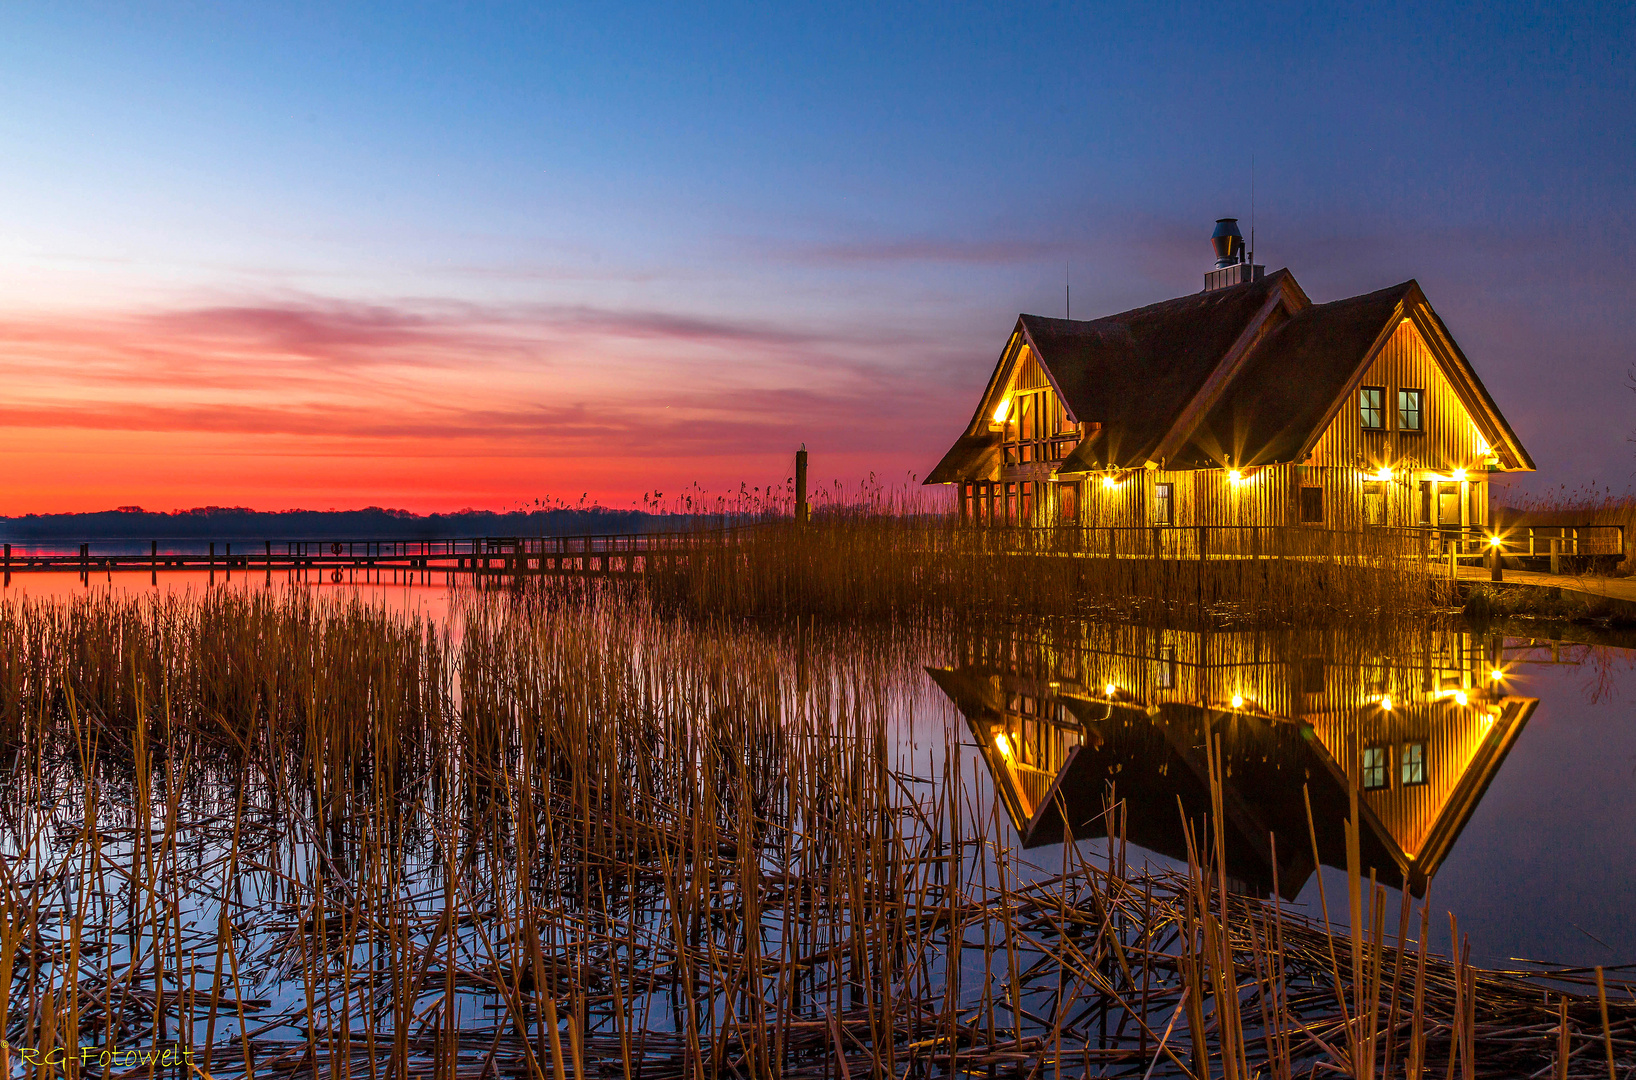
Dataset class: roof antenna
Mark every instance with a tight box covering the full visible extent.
[1249,153,1256,268]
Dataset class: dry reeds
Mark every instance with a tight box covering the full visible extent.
[0,587,1627,1078]
[649,516,1447,624]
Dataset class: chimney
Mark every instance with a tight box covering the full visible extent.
[1204,217,1264,291]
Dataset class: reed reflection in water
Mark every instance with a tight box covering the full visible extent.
[0,585,1630,1078]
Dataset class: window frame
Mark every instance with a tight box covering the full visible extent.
[1153,482,1174,526]
[1300,486,1325,524]
[1056,481,1080,525]
[1400,741,1428,786]
[1362,746,1390,791]
[1363,480,1386,527]
[1360,386,1386,431]
[1398,388,1424,433]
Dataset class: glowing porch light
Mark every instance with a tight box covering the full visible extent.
[1102,474,1118,489]
[1381,694,1393,712]
[1228,469,1242,483]
[994,733,1012,758]
[1488,534,1502,548]
[1230,694,1244,709]
[1490,669,1504,682]
[1375,466,1393,482]
[993,398,1011,423]
[1452,468,1467,482]
[1104,683,1117,698]
[1454,690,1468,706]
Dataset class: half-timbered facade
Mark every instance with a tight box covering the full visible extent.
[928,238,1534,539]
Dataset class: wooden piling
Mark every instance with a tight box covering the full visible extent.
[795,446,809,525]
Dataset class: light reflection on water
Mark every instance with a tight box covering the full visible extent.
[15,568,1633,970]
[927,618,1636,969]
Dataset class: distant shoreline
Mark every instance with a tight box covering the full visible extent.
[0,506,673,542]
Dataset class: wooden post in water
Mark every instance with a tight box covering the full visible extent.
[1490,540,1502,582]
[795,445,809,525]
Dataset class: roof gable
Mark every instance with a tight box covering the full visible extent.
[1021,271,1294,468]
[1180,281,1416,468]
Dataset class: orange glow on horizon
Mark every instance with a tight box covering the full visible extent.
[0,299,954,515]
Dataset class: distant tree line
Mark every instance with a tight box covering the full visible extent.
[0,506,678,541]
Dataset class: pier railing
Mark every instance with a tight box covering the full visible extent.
[1,518,1623,579]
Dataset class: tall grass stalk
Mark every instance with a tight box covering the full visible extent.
[0,587,1626,1078]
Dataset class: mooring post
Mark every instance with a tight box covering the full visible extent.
[1490,541,1503,582]
[795,445,809,525]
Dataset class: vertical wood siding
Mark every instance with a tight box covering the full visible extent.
[1308,319,1496,530]
[947,623,1524,872]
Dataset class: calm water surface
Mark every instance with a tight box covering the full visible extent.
[12,570,1634,971]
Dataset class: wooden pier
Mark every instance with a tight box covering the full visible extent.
[0,533,696,583]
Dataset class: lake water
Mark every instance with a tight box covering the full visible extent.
[9,569,1631,975]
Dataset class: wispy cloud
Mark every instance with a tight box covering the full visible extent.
[0,291,971,510]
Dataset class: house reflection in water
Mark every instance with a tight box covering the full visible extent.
[928,623,1536,898]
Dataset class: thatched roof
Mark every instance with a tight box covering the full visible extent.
[928,269,1533,481]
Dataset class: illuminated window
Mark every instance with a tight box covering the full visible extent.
[1057,481,1079,524]
[1154,483,1174,525]
[1398,389,1424,432]
[1362,746,1389,790]
[1401,742,1427,786]
[1360,386,1385,430]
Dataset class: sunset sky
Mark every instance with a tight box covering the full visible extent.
[1,3,1631,514]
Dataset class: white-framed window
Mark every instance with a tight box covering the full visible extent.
[1401,741,1427,786]
[1360,386,1385,430]
[1398,389,1424,432]
[1362,746,1389,790]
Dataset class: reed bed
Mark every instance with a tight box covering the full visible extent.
[652,516,1449,623]
[1499,487,1636,574]
[0,588,1628,1078]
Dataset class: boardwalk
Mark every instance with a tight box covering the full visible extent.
[0,533,689,582]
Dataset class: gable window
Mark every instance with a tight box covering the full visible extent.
[1360,386,1385,430]
[1398,389,1424,432]
[1362,746,1389,791]
[1401,742,1427,786]
[1154,483,1174,525]
[1000,388,1078,466]
[1300,486,1324,523]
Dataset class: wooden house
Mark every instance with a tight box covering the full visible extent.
[927,221,1535,539]
[927,621,1535,898]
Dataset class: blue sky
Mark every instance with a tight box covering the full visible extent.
[0,1,1629,510]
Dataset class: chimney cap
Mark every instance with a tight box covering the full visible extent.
[1211,218,1245,269]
